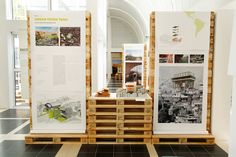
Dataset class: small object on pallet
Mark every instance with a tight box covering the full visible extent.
[95,88,110,97]
[126,82,136,93]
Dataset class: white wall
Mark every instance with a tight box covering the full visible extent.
[212,10,233,149]
[229,78,236,157]
[110,17,139,48]
[87,0,107,93]
[0,0,28,109]
[0,0,9,108]
[227,4,236,157]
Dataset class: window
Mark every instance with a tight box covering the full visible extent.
[12,0,48,20]
[52,0,86,11]
[10,0,87,20]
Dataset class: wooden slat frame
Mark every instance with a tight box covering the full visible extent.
[149,12,215,134]
[27,11,91,141]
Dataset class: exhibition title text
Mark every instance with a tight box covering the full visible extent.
[34,18,68,21]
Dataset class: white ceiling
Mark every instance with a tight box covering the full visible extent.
[108,0,148,42]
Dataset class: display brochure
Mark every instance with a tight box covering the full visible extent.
[123,44,144,87]
[28,11,86,133]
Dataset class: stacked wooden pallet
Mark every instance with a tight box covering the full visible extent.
[25,134,88,144]
[152,134,215,145]
[87,96,153,144]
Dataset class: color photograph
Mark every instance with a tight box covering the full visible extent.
[35,27,59,46]
[125,62,142,85]
[159,54,173,63]
[190,54,205,64]
[158,66,204,123]
[60,27,81,46]
[125,49,143,61]
[174,54,189,63]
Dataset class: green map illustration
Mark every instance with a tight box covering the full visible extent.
[185,12,205,37]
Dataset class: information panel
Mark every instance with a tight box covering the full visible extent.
[154,12,211,134]
[28,11,86,133]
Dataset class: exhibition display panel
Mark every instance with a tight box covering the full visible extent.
[149,11,215,141]
[26,11,91,143]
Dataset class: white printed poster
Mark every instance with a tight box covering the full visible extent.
[28,11,86,133]
[154,12,211,134]
[123,44,144,86]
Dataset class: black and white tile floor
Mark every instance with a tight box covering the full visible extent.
[0,109,229,157]
[107,76,122,93]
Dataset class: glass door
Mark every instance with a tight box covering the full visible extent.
[12,33,29,107]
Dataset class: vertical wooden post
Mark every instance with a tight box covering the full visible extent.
[149,12,155,100]
[207,12,216,133]
[143,44,147,89]
[86,11,92,99]
[27,15,33,130]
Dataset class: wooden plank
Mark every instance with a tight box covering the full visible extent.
[86,11,92,99]
[92,112,152,116]
[27,15,33,130]
[89,135,151,138]
[88,96,152,100]
[149,12,156,99]
[55,144,81,157]
[89,105,152,108]
[152,134,215,145]
[25,134,88,144]
[144,44,148,89]
[146,144,158,157]
[153,134,214,138]
[90,127,152,131]
[206,12,215,133]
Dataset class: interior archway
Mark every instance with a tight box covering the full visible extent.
[107,0,148,92]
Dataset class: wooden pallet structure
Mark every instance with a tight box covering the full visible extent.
[87,96,153,144]
[152,134,215,145]
[25,134,88,144]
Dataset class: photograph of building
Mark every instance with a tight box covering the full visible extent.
[158,66,204,123]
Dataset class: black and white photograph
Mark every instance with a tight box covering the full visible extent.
[190,54,204,64]
[174,54,189,63]
[158,66,204,124]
